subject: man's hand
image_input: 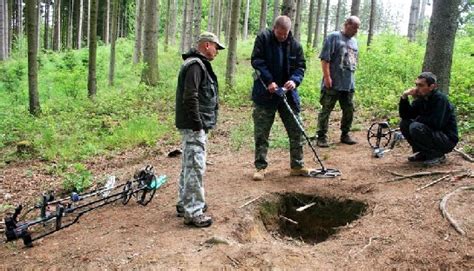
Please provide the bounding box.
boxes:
[267,82,278,93]
[283,80,296,91]
[402,87,417,99]
[323,76,332,89]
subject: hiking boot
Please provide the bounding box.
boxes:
[290,167,312,176]
[176,204,208,217]
[341,134,357,145]
[253,168,266,181]
[407,152,427,162]
[423,155,447,166]
[316,137,329,148]
[184,214,213,228]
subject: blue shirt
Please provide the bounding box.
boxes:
[319,31,358,91]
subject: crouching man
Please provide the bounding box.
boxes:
[399,72,459,166]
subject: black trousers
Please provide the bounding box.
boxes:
[400,119,456,158]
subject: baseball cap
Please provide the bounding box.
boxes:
[197,32,225,50]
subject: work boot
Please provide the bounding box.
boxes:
[176,204,208,217]
[316,136,329,148]
[407,152,427,162]
[423,155,447,166]
[340,134,357,145]
[290,167,312,176]
[184,214,213,228]
[253,168,266,181]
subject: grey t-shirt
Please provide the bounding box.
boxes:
[319,31,358,91]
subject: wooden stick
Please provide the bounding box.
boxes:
[239,193,265,208]
[387,170,464,183]
[454,148,474,163]
[416,175,451,191]
[279,215,298,225]
[388,171,405,177]
[296,202,316,212]
[439,185,474,235]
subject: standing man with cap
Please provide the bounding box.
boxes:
[175,32,225,227]
[315,16,361,147]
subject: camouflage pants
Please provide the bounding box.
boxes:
[317,89,355,138]
[253,103,305,170]
[177,129,207,219]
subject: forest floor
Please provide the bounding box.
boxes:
[0,107,473,269]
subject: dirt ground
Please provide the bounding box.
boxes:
[0,107,473,269]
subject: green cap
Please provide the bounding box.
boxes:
[198,32,225,50]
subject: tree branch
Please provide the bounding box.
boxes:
[439,185,474,235]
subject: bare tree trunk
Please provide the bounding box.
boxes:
[26,0,40,115]
[323,0,329,40]
[407,0,420,42]
[293,0,302,41]
[88,0,98,98]
[224,0,230,45]
[141,0,159,86]
[216,0,222,39]
[306,0,315,47]
[76,0,82,48]
[417,0,427,33]
[367,0,375,48]
[164,0,171,51]
[225,0,240,86]
[36,0,40,52]
[179,0,187,52]
[43,0,49,49]
[105,0,110,44]
[193,0,201,43]
[169,0,177,45]
[242,0,249,40]
[53,0,61,51]
[334,0,341,31]
[108,0,118,86]
[422,0,461,94]
[350,0,360,16]
[1,0,7,60]
[272,0,279,22]
[67,0,74,49]
[17,0,22,40]
[87,0,90,46]
[7,0,12,56]
[207,0,214,32]
[281,0,295,25]
[312,0,321,48]
[259,0,267,32]
[133,0,143,64]
[184,0,194,51]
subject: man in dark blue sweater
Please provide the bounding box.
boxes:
[399,72,459,166]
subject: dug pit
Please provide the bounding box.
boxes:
[259,193,367,244]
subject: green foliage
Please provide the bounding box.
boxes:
[62,163,93,193]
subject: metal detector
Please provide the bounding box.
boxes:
[367,122,404,158]
[3,165,167,247]
[276,87,341,178]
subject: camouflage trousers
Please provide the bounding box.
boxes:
[253,103,305,170]
[317,89,355,138]
[177,129,207,219]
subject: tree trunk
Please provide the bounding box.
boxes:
[67,0,74,49]
[88,0,98,98]
[422,0,461,94]
[272,0,279,23]
[0,0,6,60]
[224,0,231,45]
[259,0,267,32]
[26,0,40,115]
[53,0,61,51]
[193,0,201,43]
[417,0,427,33]
[36,0,40,52]
[169,0,177,45]
[323,0,329,40]
[294,0,302,41]
[350,0,360,16]
[281,0,295,25]
[225,0,241,86]
[141,0,159,86]
[87,0,90,46]
[43,0,49,49]
[183,0,194,51]
[133,0,143,64]
[216,0,223,39]
[17,0,22,40]
[334,0,341,31]
[207,0,214,32]
[407,0,420,42]
[7,0,12,56]
[306,0,315,47]
[164,0,171,51]
[242,0,249,40]
[104,0,109,44]
[76,0,82,48]
[367,0,375,48]
[312,0,321,48]
[108,0,118,86]
[179,0,187,52]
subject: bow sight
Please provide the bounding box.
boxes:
[3,165,166,247]
[367,122,404,158]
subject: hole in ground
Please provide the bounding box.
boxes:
[259,193,367,244]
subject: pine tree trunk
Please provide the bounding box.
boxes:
[224,0,230,45]
[259,0,267,32]
[43,0,49,49]
[185,0,194,50]
[141,0,159,86]
[179,0,187,52]
[323,0,329,40]
[225,0,241,86]
[67,0,74,49]
[17,0,22,39]
[281,0,295,25]
[366,0,375,47]
[88,0,98,98]
[164,0,171,51]
[26,0,40,115]
[312,0,321,48]
[334,0,341,31]
[169,0,177,45]
[53,0,61,51]
[422,0,461,94]
[7,0,12,56]
[76,0,82,48]
[108,0,118,86]
[0,0,6,60]
[306,0,315,48]
[242,0,249,40]
[193,0,201,43]
[293,0,302,41]
[104,0,109,44]
[215,0,222,39]
[272,0,279,23]
[417,0,427,33]
[87,0,90,46]
[36,0,40,52]
[207,0,214,32]
[350,0,360,16]
[133,0,143,64]
[407,0,420,42]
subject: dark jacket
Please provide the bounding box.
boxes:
[399,89,458,143]
[251,29,306,111]
[175,49,219,131]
